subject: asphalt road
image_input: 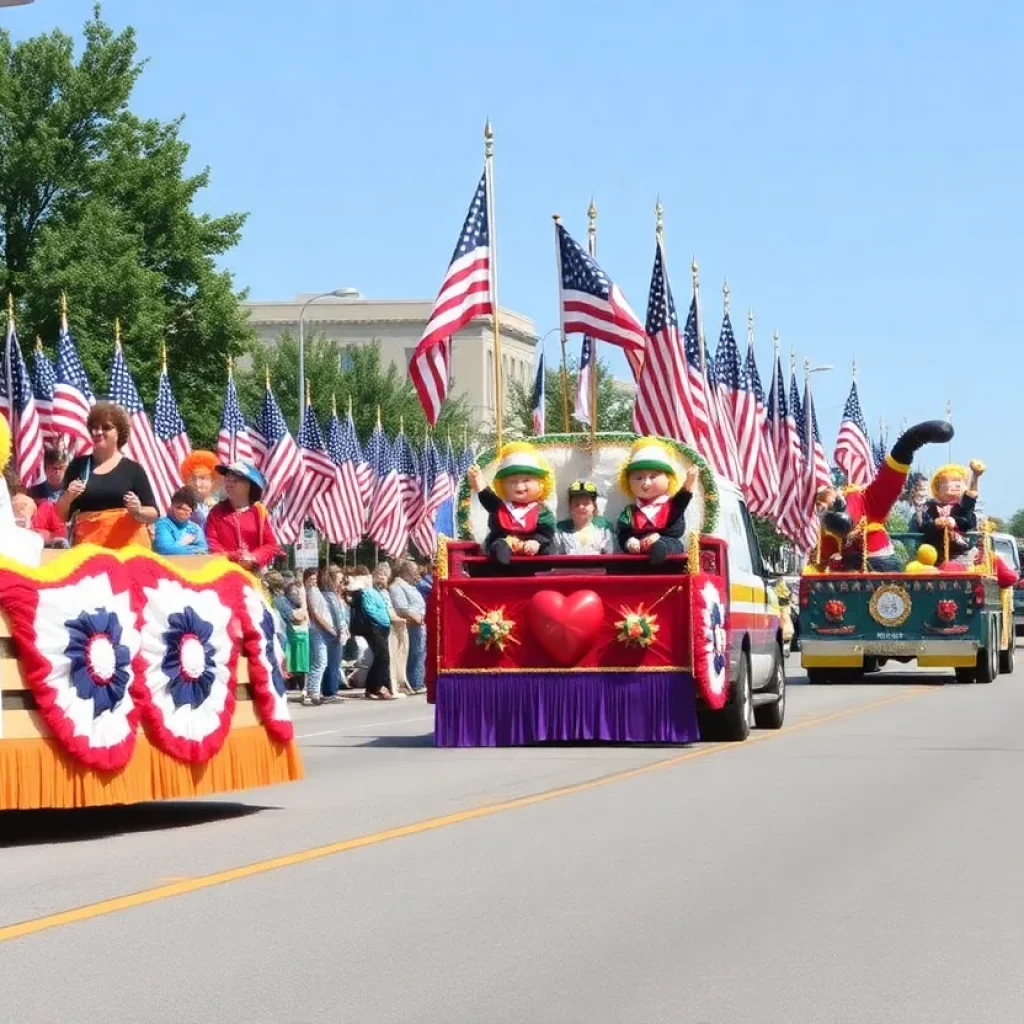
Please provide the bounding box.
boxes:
[3,660,1024,1023]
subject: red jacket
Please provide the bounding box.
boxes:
[817,455,909,568]
[30,499,67,545]
[205,501,280,569]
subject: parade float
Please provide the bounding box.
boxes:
[0,547,303,810]
[425,433,786,747]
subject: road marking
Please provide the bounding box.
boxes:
[0,688,928,945]
[296,715,433,739]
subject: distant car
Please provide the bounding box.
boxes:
[992,533,1024,636]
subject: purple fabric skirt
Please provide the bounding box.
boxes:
[434,671,699,747]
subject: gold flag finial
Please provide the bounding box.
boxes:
[723,279,730,314]
[114,318,121,346]
[305,378,311,406]
[331,392,337,418]
[60,291,68,317]
[552,213,561,224]
[162,342,168,373]
[691,255,699,286]
[35,334,42,353]
[6,294,13,324]
[852,358,857,382]
[226,354,232,376]
[347,394,353,417]
[376,404,382,427]
[804,356,811,378]
[484,119,493,157]
[790,347,797,374]
[773,329,780,354]
[399,413,405,436]
[747,308,754,337]
[654,197,664,238]
[587,197,597,246]
[264,364,271,389]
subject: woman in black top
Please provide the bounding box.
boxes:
[56,402,159,549]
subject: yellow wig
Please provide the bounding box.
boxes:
[491,441,554,502]
[930,463,969,499]
[618,437,681,499]
[0,414,10,472]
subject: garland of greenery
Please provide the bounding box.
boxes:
[456,432,719,540]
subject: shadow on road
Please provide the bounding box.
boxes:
[0,801,275,848]
[359,733,436,748]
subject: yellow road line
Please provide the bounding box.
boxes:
[0,688,928,946]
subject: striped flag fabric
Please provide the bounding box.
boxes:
[254,382,303,516]
[556,221,645,379]
[395,428,424,533]
[834,380,874,487]
[409,173,493,425]
[293,404,344,543]
[410,434,452,557]
[217,367,254,466]
[633,239,699,448]
[365,421,408,557]
[326,402,367,547]
[573,337,593,426]
[434,435,458,540]
[766,351,802,544]
[108,343,178,512]
[1,318,45,486]
[784,368,809,545]
[51,309,94,455]
[872,422,887,472]
[31,340,56,441]
[743,331,780,519]
[801,379,833,550]
[153,362,191,473]
[531,351,546,435]
[708,308,745,485]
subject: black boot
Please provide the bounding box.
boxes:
[890,420,953,466]
[648,539,668,565]
[492,538,512,566]
[822,509,855,539]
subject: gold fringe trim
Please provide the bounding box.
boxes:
[0,727,304,811]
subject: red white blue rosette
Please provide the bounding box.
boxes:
[138,578,236,762]
[240,584,294,742]
[693,577,729,710]
[32,573,142,770]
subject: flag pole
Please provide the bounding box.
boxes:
[483,120,503,451]
[587,197,599,445]
[552,214,571,433]
[692,257,705,378]
[946,399,952,462]
[4,296,14,458]
[771,330,781,451]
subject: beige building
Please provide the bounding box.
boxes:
[243,290,539,429]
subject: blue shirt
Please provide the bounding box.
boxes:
[153,516,209,556]
[416,573,433,598]
[360,587,392,629]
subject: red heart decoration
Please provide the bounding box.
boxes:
[528,590,605,666]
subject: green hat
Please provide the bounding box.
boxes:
[626,444,675,475]
[493,450,549,480]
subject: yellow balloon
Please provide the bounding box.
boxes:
[916,544,938,566]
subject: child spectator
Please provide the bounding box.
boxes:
[153,487,209,556]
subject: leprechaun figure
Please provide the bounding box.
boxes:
[616,437,700,565]
[468,441,556,566]
[913,461,983,561]
[814,419,954,572]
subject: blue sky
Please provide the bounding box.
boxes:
[11,1,1023,514]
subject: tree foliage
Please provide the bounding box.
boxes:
[0,6,252,446]
[236,333,471,445]
[505,352,634,438]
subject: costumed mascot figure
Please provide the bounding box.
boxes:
[468,441,555,566]
[180,450,220,527]
[914,460,982,562]
[0,415,43,566]
[616,437,699,565]
[814,419,953,572]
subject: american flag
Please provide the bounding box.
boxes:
[52,310,94,455]
[108,343,178,512]
[785,368,810,546]
[872,421,887,471]
[410,173,493,426]
[531,351,546,435]
[217,368,254,466]
[410,434,452,557]
[633,239,698,447]
[834,380,873,487]
[327,403,368,547]
[766,350,803,544]
[394,429,423,531]
[801,378,832,550]
[254,382,303,517]
[294,404,345,543]
[573,336,593,426]
[708,308,745,484]
[154,363,191,474]
[434,435,458,540]
[1,319,45,486]
[556,221,645,379]
[365,420,408,557]
[743,330,780,519]
[31,340,56,441]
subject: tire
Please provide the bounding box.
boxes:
[1000,631,1015,674]
[754,645,786,730]
[707,652,752,742]
[977,617,998,685]
[806,667,831,685]
[863,656,881,674]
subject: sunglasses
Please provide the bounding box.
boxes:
[569,481,597,494]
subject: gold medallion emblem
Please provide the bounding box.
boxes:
[868,582,912,627]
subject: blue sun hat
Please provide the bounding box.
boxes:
[216,459,266,502]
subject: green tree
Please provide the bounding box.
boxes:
[1,6,252,446]
[505,353,634,438]
[236,332,471,445]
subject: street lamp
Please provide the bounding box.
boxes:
[298,289,348,425]
[0,1,35,6]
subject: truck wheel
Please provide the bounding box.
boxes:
[754,645,786,730]
[706,652,752,742]
[1000,620,1015,674]
[806,667,831,685]
[863,656,881,674]
[977,618,998,685]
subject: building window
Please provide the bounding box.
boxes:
[339,346,355,372]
